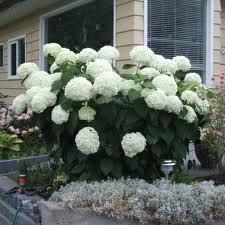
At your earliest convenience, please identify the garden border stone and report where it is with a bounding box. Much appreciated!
[0,155,49,175]
[39,201,225,225]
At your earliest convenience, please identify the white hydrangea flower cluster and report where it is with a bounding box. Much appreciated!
[150,54,165,70]
[152,74,178,96]
[195,99,210,115]
[183,105,197,123]
[98,46,119,61]
[160,59,178,75]
[41,73,62,88]
[75,127,100,155]
[144,89,167,110]
[43,43,62,58]
[55,50,78,66]
[12,94,27,115]
[130,46,154,65]
[121,80,141,96]
[65,77,93,101]
[26,86,41,107]
[50,62,59,73]
[31,87,57,113]
[139,67,160,79]
[165,96,183,114]
[173,56,191,72]
[17,62,39,79]
[121,132,146,157]
[181,90,200,105]
[78,48,98,63]
[184,72,202,85]
[78,106,96,122]
[86,59,112,78]
[51,105,69,125]
[23,71,49,89]
[93,72,122,97]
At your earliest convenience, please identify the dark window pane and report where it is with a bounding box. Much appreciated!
[11,43,17,76]
[18,38,25,65]
[47,0,113,52]
[0,45,3,67]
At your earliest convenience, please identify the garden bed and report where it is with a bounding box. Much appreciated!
[0,155,48,175]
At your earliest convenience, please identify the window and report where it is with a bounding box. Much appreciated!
[0,44,3,68]
[42,0,114,69]
[146,0,207,81]
[8,36,26,79]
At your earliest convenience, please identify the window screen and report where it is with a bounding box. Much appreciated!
[147,0,207,79]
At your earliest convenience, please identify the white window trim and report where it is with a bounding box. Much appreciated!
[8,35,26,80]
[0,42,4,69]
[144,0,214,86]
[39,0,116,70]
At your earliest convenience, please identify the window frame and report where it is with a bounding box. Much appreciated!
[144,0,214,87]
[0,43,4,69]
[39,0,116,70]
[8,35,26,80]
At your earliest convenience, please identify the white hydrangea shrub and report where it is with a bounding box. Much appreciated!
[75,127,100,154]
[12,94,27,115]
[23,71,49,89]
[78,48,98,63]
[121,80,141,96]
[173,56,191,72]
[78,106,96,122]
[65,77,93,101]
[93,72,122,97]
[181,90,200,105]
[98,46,119,61]
[86,59,112,78]
[31,87,57,113]
[43,43,62,58]
[51,105,70,125]
[144,89,167,110]
[165,96,183,114]
[130,46,154,65]
[152,74,178,96]
[26,86,41,107]
[55,50,78,66]
[121,132,146,157]
[184,72,202,85]
[183,105,197,123]
[17,62,39,79]
[139,67,160,79]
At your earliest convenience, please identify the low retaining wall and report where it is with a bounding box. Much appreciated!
[39,201,225,225]
[0,155,48,175]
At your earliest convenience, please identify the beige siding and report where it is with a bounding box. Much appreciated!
[0,0,78,103]
[116,0,144,68]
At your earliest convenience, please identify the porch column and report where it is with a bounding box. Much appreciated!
[115,0,145,69]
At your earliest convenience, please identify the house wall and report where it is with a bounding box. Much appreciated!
[0,0,223,104]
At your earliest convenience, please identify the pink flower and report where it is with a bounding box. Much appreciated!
[217,132,224,137]
[27,108,33,116]
[211,77,215,81]
[220,80,224,84]
[0,108,7,113]
[22,130,28,135]
[17,116,24,121]
[28,128,34,133]
[8,126,15,132]
[220,76,225,80]
[14,128,20,134]
[24,115,30,120]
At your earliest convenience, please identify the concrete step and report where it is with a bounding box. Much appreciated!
[0,213,11,225]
